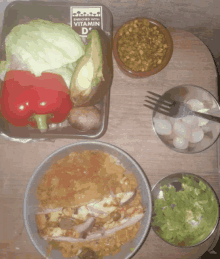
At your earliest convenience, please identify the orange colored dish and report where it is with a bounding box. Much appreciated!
[36,150,145,258]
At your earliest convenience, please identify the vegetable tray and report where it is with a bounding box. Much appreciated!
[0,1,113,139]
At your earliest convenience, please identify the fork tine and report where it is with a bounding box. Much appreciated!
[144,100,171,112]
[143,104,170,116]
[147,91,173,105]
[146,96,173,107]
[147,91,164,98]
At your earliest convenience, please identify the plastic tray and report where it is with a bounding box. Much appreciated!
[0,1,113,139]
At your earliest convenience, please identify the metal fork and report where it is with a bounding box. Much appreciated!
[144,91,220,123]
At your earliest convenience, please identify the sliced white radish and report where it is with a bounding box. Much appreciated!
[154,113,167,120]
[187,99,204,111]
[173,136,188,149]
[197,118,209,127]
[154,97,217,148]
[168,116,180,125]
[182,115,199,127]
[201,124,212,133]
[196,108,209,127]
[173,121,190,138]
[189,128,204,143]
[153,118,172,135]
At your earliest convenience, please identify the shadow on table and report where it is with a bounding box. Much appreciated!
[201,236,220,259]
[187,28,220,101]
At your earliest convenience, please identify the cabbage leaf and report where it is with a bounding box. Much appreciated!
[46,62,77,88]
[4,19,85,77]
[0,61,9,81]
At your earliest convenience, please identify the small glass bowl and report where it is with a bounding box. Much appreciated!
[151,172,219,247]
[152,84,220,154]
[113,17,173,78]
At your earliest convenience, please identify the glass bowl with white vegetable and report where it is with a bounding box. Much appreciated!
[152,85,220,153]
[151,173,219,247]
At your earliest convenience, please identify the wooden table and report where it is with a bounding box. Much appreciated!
[0,28,219,259]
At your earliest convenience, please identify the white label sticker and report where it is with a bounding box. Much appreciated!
[70,6,103,37]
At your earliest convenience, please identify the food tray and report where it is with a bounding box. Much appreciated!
[0,1,113,140]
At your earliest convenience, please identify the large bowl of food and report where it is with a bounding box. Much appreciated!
[23,141,152,259]
[152,85,220,153]
[113,17,173,78]
[151,173,219,247]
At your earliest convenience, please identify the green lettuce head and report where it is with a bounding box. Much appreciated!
[1,19,85,80]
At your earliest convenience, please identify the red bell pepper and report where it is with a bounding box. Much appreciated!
[0,70,73,131]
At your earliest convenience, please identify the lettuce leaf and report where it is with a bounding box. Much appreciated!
[152,175,218,246]
[46,62,77,88]
[0,61,9,81]
[4,19,85,77]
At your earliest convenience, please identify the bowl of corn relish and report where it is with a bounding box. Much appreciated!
[113,17,173,78]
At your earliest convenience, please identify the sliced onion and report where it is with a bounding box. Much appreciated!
[173,136,188,149]
[153,118,172,136]
[189,128,204,143]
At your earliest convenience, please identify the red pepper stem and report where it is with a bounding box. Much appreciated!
[33,114,48,132]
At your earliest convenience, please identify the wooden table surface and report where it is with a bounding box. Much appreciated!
[0,28,220,259]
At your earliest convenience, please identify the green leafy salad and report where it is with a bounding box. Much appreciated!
[0,19,85,87]
[152,175,219,246]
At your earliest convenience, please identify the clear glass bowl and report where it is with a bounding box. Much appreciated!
[152,84,220,154]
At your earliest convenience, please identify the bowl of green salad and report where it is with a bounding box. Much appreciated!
[151,173,219,247]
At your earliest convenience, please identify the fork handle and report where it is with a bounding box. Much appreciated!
[194,111,220,123]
